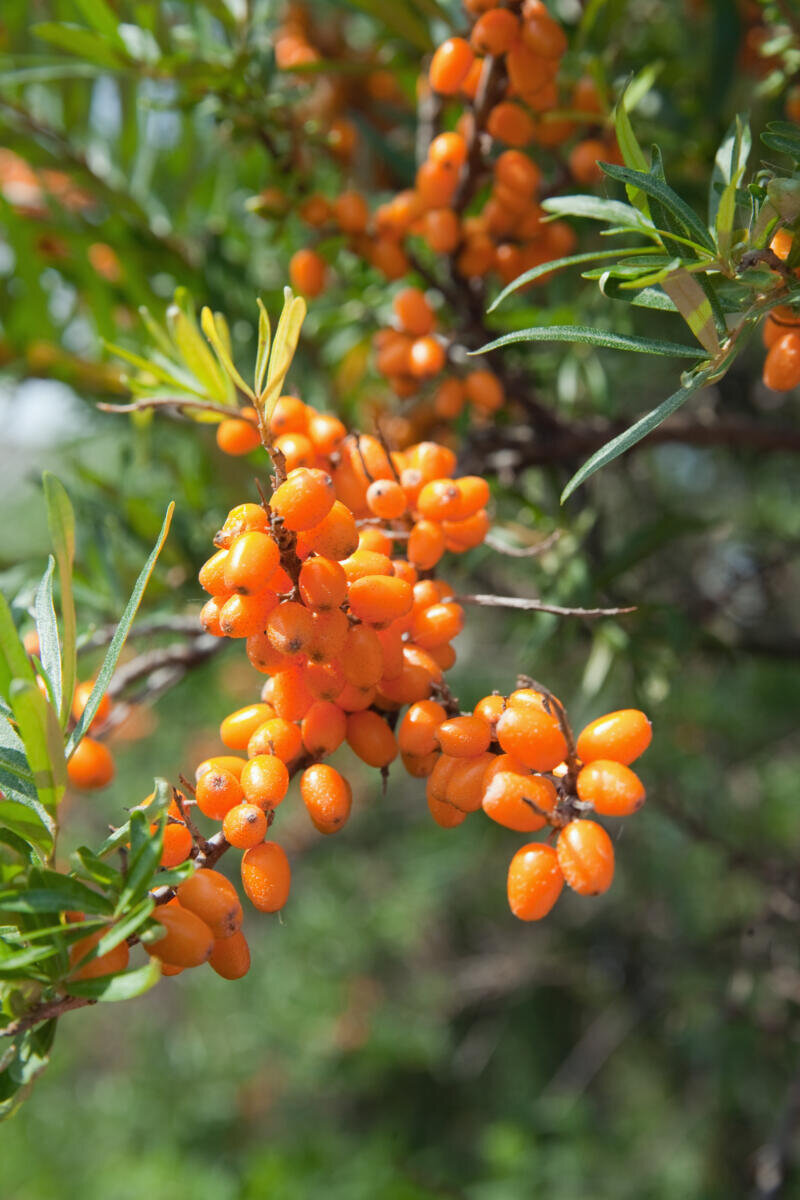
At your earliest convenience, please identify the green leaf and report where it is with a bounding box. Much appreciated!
[73,847,124,890]
[33,558,61,719]
[31,23,126,69]
[473,326,709,358]
[254,299,272,397]
[600,162,716,253]
[0,943,61,976]
[614,86,650,215]
[711,114,751,253]
[660,270,721,353]
[9,681,66,816]
[561,375,708,502]
[167,294,229,406]
[200,307,255,402]
[65,957,161,1001]
[66,503,174,757]
[761,127,800,161]
[104,342,206,398]
[622,61,664,114]
[0,871,113,914]
[0,593,35,705]
[599,278,678,310]
[72,0,122,40]
[114,806,164,916]
[339,0,432,50]
[70,898,155,972]
[259,290,307,426]
[488,248,655,312]
[541,195,652,230]
[42,474,76,726]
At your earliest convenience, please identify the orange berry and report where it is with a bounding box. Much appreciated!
[454,475,490,518]
[271,467,335,531]
[482,767,557,831]
[224,531,280,595]
[216,416,261,456]
[507,843,563,920]
[240,841,291,912]
[266,602,315,658]
[506,43,557,99]
[298,556,347,611]
[334,190,369,234]
[209,929,251,979]
[408,441,457,480]
[342,549,395,583]
[464,369,504,413]
[366,479,407,520]
[444,752,494,812]
[770,228,794,262]
[195,766,244,820]
[427,791,467,828]
[348,575,413,625]
[301,700,347,756]
[358,527,395,556]
[67,737,115,790]
[217,503,269,547]
[429,37,475,95]
[487,102,535,147]
[429,131,468,171]
[71,681,111,730]
[573,74,603,115]
[471,7,520,54]
[199,549,230,596]
[421,208,461,253]
[307,411,347,456]
[195,755,246,782]
[299,193,331,227]
[409,335,446,377]
[407,519,446,570]
[495,704,567,772]
[568,138,607,185]
[23,630,40,657]
[402,749,440,778]
[435,714,491,758]
[442,508,490,551]
[269,395,309,436]
[301,763,352,834]
[345,709,398,767]
[240,754,290,808]
[398,699,448,756]
[494,151,541,197]
[417,478,462,520]
[305,608,349,663]
[246,630,292,674]
[576,760,645,817]
[269,665,315,721]
[220,703,275,751]
[556,819,615,895]
[433,378,466,419]
[69,924,130,981]
[341,625,385,688]
[393,287,435,336]
[248,716,303,764]
[763,330,800,391]
[219,591,278,639]
[289,248,327,297]
[160,815,193,868]
[522,3,567,58]
[223,802,268,849]
[149,904,215,967]
[301,500,359,560]
[177,869,243,939]
[575,709,652,765]
[411,601,464,648]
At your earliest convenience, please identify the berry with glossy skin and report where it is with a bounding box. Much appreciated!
[496,704,567,772]
[576,760,645,816]
[348,575,413,626]
[763,331,800,391]
[177,869,243,939]
[271,468,336,531]
[224,531,280,595]
[409,335,446,377]
[149,904,215,967]
[298,557,347,613]
[67,737,115,790]
[241,841,291,912]
[398,699,448,757]
[471,7,520,53]
[69,924,130,981]
[487,102,535,147]
[346,709,398,767]
[481,767,557,831]
[223,802,269,849]
[71,681,111,729]
[408,520,446,570]
[435,714,491,758]
[429,37,475,94]
[301,700,347,757]
[507,843,564,920]
[195,766,244,820]
[575,709,652,766]
[240,753,290,807]
[266,602,315,658]
[216,414,261,456]
[209,930,251,980]
[289,248,327,297]
[366,479,407,520]
[393,287,435,335]
[247,717,303,763]
[196,755,246,781]
[557,819,615,895]
[220,703,275,750]
[219,591,278,639]
[301,763,353,834]
[300,500,359,560]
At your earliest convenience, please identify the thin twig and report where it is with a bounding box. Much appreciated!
[458,593,636,618]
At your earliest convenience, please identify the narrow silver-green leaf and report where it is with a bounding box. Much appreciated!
[33,558,61,720]
[64,957,161,1001]
[42,474,76,726]
[0,594,35,704]
[600,162,716,253]
[473,326,709,358]
[542,195,652,230]
[9,682,66,816]
[200,307,255,402]
[488,248,654,312]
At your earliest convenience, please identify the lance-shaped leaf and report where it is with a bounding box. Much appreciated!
[660,270,721,353]
[43,474,76,726]
[64,957,161,1001]
[0,870,113,914]
[488,247,655,312]
[167,297,230,408]
[254,298,272,397]
[33,558,61,720]
[66,503,174,757]
[542,194,653,230]
[200,307,256,402]
[614,88,650,215]
[600,162,716,253]
[711,114,751,257]
[9,681,66,818]
[473,326,709,358]
[258,289,307,427]
[0,594,35,705]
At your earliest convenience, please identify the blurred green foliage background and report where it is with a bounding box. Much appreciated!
[1,0,800,1196]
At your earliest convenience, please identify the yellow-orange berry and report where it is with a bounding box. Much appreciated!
[223,802,268,849]
[209,929,251,979]
[575,709,652,766]
[301,763,353,834]
[495,703,567,772]
[69,924,130,981]
[346,709,398,767]
[220,703,275,751]
[435,714,491,758]
[177,869,243,940]
[240,753,290,807]
[507,843,563,920]
[429,37,475,95]
[223,531,280,595]
[241,841,291,912]
[289,248,327,297]
[576,760,645,817]
[195,767,244,820]
[149,904,215,967]
[271,467,335,531]
[67,737,115,790]
[556,819,615,895]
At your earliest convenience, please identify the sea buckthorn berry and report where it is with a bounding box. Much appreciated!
[71,681,111,730]
[149,904,215,967]
[763,331,800,391]
[522,2,567,58]
[307,411,347,456]
[306,608,349,663]
[429,642,457,670]
[220,703,275,751]
[246,630,291,674]
[219,591,278,639]
[334,190,369,234]
[224,531,280,595]
[494,149,541,195]
[770,228,794,261]
[393,287,435,336]
[576,760,645,817]
[428,792,467,828]
[23,630,40,657]
[464,369,504,414]
[366,479,406,521]
[573,74,603,114]
[69,924,130,981]
[506,43,556,98]
[216,503,269,548]
[575,708,652,765]
[487,102,535,147]
[247,717,303,764]
[471,7,520,54]
[289,247,327,297]
[411,601,464,648]
[271,468,335,531]
[442,509,490,551]
[241,841,291,912]
[216,415,261,456]
[417,159,459,207]
[402,750,440,778]
[342,625,384,687]
[299,193,330,227]
[196,755,246,781]
[299,556,347,610]
[301,500,359,560]
[346,709,398,767]
[240,754,290,808]
[398,699,448,756]
[195,766,244,820]
[301,700,347,757]
[568,138,606,185]
[200,596,222,635]
[495,704,567,772]
[348,575,413,625]
[428,131,468,171]
[429,37,475,94]
[435,715,492,758]
[557,819,615,896]
[445,752,494,813]
[177,869,243,940]
[302,658,345,701]
[301,763,353,834]
[417,478,462,520]
[269,666,315,721]
[433,378,466,419]
[199,549,230,596]
[409,440,457,481]
[454,476,491,518]
[67,737,115,790]
[342,549,395,582]
[408,520,446,570]
[266,602,315,657]
[273,432,315,471]
[507,844,564,921]
[482,769,557,831]
[160,814,193,868]
[422,208,461,253]
[270,396,308,435]
[408,335,446,377]
[223,802,268,849]
[379,643,441,705]
[358,526,395,555]
[209,929,251,980]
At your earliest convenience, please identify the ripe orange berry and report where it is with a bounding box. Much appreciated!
[568,138,607,185]
[307,411,347,456]
[223,802,268,849]
[435,714,491,758]
[199,549,230,595]
[487,102,535,147]
[269,666,315,721]
[409,335,446,377]
[576,759,645,817]
[300,699,346,757]
[481,766,557,831]
[334,190,369,234]
[266,602,315,658]
[209,929,251,980]
[507,843,563,920]
[433,377,466,419]
[240,753,290,807]
[271,467,335,531]
[429,131,468,172]
[219,591,278,639]
[407,520,446,570]
[556,819,615,895]
[763,330,800,391]
[464,369,504,413]
[160,815,193,868]
[522,2,567,58]
[67,737,115,790]
[69,924,130,981]
[575,708,652,766]
[411,601,464,648]
[429,37,475,95]
[473,693,505,732]
[216,503,269,549]
[408,440,457,481]
[348,575,413,625]
[340,625,383,688]
[494,149,541,195]
[471,7,520,54]
[398,699,448,756]
[428,791,467,828]
[770,228,794,262]
[195,755,246,781]
[305,608,349,664]
[71,681,111,729]
[495,704,567,772]
[365,479,407,521]
[342,549,394,583]
[289,248,327,297]
[573,74,603,115]
[224,531,280,595]
[299,193,331,227]
[149,904,215,967]
[422,208,461,253]
[301,763,353,834]
[346,709,398,767]
[177,869,243,939]
[298,556,347,611]
[247,717,303,764]
[216,415,261,456]
[393,287,435,336]
[417,478,462,520]
[442,508,490,551]
[195,766,244,820]
[301,500,359,561]
[241,841,291,912]
[358,527,396,557]
[444,752,494,812]
[220,703,274,751]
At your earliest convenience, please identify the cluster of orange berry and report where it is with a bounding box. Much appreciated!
[761,228,800,392]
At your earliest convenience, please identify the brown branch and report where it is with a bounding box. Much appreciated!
[78,615,206,652]
[484,530,562,558]
[1,994,96,1038]
[458,593,636,618]
[97,396,238,420]
[106,635,221,700]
